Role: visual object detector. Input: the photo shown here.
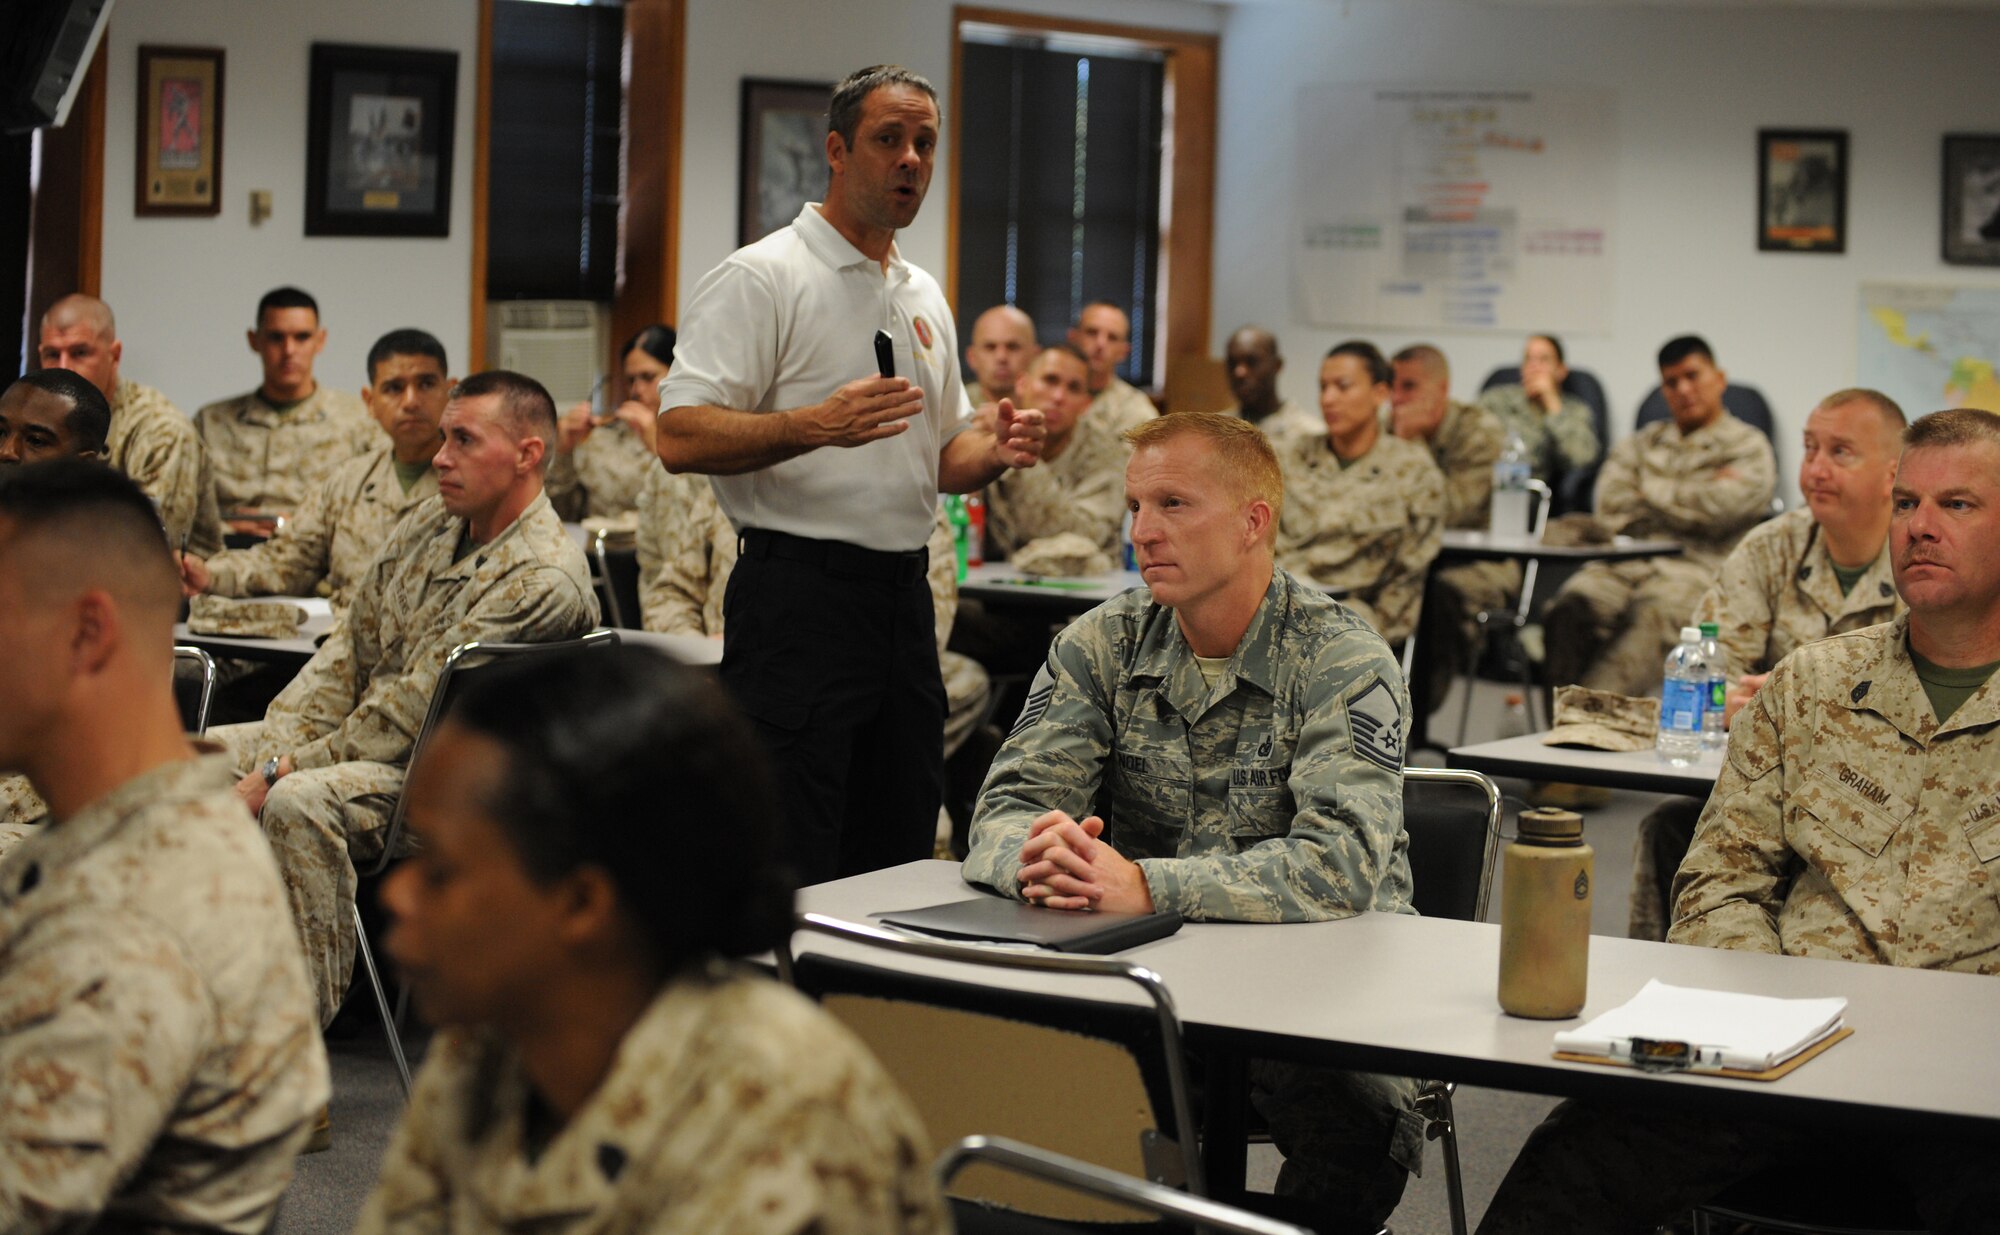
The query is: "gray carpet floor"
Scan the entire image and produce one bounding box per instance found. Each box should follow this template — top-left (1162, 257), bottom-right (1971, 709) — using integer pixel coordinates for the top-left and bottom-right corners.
top-left (274, 677), bottom-right (1693, 1235)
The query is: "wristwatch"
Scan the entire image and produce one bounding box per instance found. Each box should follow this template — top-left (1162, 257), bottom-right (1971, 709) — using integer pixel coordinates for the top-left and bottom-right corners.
top-left (262, 757), bottom-right (282, 787)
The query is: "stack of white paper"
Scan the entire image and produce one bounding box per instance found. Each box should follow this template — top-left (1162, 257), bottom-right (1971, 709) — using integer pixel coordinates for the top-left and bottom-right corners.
top-left (1554, 979), bottom-right (1847, 1072)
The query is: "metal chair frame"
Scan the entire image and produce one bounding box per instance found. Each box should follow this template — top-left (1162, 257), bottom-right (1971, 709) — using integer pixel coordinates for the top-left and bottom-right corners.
top-left (589, 530), bottom-right (643, 629)
top-left (350, 630), bottom-right (622, 1096)
top-left (171, 645), bottom-right (217, 736)
top-left (1455, 477), bottom-right (1554, 744)
top-left (782, 911), bottom-right (1205, 1198)
top-left (938, 1136), bottom-right (1310, 1235)
top-left (1401, 765), bottom-right (1503, 1235)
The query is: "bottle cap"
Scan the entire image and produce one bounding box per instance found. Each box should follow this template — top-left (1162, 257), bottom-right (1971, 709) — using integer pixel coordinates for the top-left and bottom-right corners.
top-left (1681, 626), bottom-right (1702, 643)
top-left (1518, 807), bottom-right (1584, 844)
top-left (1699, 621), bottom-right (1719, 637)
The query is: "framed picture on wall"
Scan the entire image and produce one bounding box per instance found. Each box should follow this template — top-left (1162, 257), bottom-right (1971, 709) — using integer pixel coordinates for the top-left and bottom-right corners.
top-left (136, 45), bottom-right (224, 216)
top-left (1757, 128), bottom-right (1847, 254)
top-left (739, 78), bottom-right (831, 246)
top-left (305, 43), bottom-right (458, 237)
top-left (1941, 134), bottom-right (2000, 266)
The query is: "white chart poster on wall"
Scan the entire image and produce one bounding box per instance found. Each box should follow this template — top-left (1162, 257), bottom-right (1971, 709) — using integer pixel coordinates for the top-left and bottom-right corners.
top-left (1295, 84), bottom-right (1616, 335)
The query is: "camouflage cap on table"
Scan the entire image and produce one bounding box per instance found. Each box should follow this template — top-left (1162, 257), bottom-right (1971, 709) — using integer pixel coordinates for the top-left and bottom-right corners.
top-left (186, 595), bottom-right (309, 639)
top-left (1541, 685), bottom-right (1659, 751)
top-left (1011, 531), bottom-right (1114, 578)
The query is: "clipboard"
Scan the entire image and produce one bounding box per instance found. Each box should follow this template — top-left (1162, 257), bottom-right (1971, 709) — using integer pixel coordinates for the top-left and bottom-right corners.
top-left (1554, 1025), bottom-right (1853, 1081)
top-left (874, 897), bottom-right (1182, 954)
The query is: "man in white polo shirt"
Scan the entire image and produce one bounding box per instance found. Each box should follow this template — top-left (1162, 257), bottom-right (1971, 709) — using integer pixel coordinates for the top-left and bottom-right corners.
top-left (658, 65), bottom-right (1045, 884)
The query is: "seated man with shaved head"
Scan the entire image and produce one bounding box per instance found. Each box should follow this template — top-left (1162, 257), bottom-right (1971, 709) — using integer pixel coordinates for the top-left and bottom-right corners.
top-left (0, 371), bottom-right (118, 836)
top-left (1221, 326), bottom-right (1320, 442)
top-left (208, 371), bottom-right (598, 1046)
top-left (0, 462), bottom-right (327, 1228)
top-left (963, 303), bottom-right (1038, 409)
top-left (36, 293), bottom-right (222, 553)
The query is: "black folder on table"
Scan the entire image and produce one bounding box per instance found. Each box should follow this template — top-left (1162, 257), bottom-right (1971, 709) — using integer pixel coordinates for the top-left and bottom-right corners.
top-left (874, 897), bottom-right (1182, 954)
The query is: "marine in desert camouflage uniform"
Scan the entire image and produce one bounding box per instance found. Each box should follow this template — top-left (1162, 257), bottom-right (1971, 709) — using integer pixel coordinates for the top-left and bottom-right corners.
top-left (35, 293), bottom-right (224, 554)
top-left (1475, 333), bottom-right (1600, 487)
top-left (962, 303), bottom-right (1037, 411)
top-left (985, 344), bottom-right (1143, 560)
top-left (0, 462), bottom-right (327, 1231)
top-left (1477, 409), bottom-right (2000, 1235)
top-left (194, 286), bottom-right (378, 522)
top-left (211, 373), bottom-right (597, 1025)
top-left (1068, 301), bottom-right (1157, 431)
top-left (965, 413), bottom-right (1423, 1235)
top-left (1273, 341), bottom-right (1445, 647)
top-left (181, 329), bottom-right (453, 611)
top-left (1219, 326), bottom-right (1322, 443)
top-left (1543, 336), bottom-right (1775, 697)
top-left (1629, 389), bottom-right (1907, 940)
top-left (358, 646), bottom-right (944, 1235)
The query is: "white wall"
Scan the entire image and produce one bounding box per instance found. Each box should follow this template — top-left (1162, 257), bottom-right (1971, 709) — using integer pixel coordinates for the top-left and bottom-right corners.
top-left (677, 0), bottom-right (1225, 311)
top-left (1214, 0), bottom-right (2000, 500)
top-left (98, 0), bottom-right (478, 413)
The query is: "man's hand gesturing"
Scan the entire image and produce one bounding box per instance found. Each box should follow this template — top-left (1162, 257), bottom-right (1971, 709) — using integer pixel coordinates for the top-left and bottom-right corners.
top-left (792, 377), bottom-right (926, 449)
top-left (991, 397), bottom-right (1046, 469)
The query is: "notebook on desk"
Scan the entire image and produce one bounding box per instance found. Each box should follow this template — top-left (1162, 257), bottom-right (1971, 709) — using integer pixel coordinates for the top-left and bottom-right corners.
top-left (874, 897), bottom-right (1182, 954)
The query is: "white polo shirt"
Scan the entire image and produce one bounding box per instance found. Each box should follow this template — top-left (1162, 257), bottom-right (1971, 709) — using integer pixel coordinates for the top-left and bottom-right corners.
top-left (660, 203), bottom-right (970, 553)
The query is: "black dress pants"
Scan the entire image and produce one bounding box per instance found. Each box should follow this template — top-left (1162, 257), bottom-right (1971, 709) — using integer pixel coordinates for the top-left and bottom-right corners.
top-left (721, 528), bottom-right (946, 886)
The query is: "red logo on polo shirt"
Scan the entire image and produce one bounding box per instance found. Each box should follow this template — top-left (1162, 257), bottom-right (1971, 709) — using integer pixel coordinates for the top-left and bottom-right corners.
top-left (913, 316), bottom-right (933, 350)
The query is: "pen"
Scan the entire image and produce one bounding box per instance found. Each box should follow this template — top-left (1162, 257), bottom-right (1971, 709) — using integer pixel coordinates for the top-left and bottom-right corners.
top-left (990, 578), bottom-right (1106, 592)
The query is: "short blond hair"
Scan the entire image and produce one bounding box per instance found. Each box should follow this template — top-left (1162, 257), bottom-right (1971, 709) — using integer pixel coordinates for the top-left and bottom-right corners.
top-left (1125, 412), bottom-right (1283, 539)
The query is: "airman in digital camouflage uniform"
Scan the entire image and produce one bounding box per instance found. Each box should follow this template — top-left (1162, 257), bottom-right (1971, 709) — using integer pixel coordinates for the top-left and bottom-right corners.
top-left (636, 468), bottom-right (990, 758)
top-left (210, 372), bottom-right (598, 1027)
top-left (195, 286), bottom-right (378, 528)
top-left (1274, 341), bottom-right (1445, 647)
top-left (964, 412), bottom-right (1423, 1235)
top-left (0, 462), bottom-right (327, 1230)
top-left (1219, 327), bottom-right (1322, 443)
top-left (1628, 389), bottom-right (1906, 939)
top-left (1477, 409), bottom-right (2000, 1235)
top-left (548, 324), bottom-right (675, 520)
top-left (178, 329), bottom-right (452, 611)
top-left (36, 293), bottom-right (224, 554)
top-left (1474, 333), bottom-right (1600, 488)
top-left (1390, 344), bottom-right (1513, 713)
top-left (358, 646), bottom-right (944, 1235)
top-left (1542, 335), bottom-right (1776, 696)
top-left (985, 344), bottom-right (1140, 560)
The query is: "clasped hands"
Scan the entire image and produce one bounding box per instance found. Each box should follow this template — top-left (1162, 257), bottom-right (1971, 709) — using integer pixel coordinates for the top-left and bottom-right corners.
top-left (1016, 810), bottom-right (1153, 914)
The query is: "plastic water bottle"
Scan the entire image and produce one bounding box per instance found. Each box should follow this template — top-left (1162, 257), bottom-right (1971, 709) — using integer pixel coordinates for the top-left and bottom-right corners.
top-left (1657, 626), bottom-right (1708, 766)
top-left (1489, 426), bottom-right (1532, 537)
top-left (1120, 507), bottom-right (1137, 571)
top-left (1698, 621), bottom-right (1727, 749)
top-left (943, 495), bottom-right (970, 583)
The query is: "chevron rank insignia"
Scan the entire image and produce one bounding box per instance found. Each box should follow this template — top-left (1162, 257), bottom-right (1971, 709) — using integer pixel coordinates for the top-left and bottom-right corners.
top-left (1345, 676), bottom-right (1404, 772)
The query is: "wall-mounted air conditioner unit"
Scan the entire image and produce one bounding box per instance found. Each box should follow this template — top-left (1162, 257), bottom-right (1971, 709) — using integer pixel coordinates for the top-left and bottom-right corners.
top-left (488, 300), bottom-right (607, 409)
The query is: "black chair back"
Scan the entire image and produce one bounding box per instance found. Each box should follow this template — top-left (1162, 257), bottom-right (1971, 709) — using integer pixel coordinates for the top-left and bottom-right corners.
top-left (1401, 767), bottom-right (1501, 923)
top-left (171, 645), bottom-right (217, 736)
top-left (591, 533), bottom-right (644, 629)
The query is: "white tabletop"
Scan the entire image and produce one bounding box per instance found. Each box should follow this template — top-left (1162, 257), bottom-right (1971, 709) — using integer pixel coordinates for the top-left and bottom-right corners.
top-left (795, 860), bottom-right (2000, 1133)
top-left (617, 628), bottom-right (723, 666)
top-left (1449, 732), bottom-right (1724, 796)
top-left (959, 562), bottom-right (1145, 611)
top-left (1438, 530), bottom-right (1685, 563)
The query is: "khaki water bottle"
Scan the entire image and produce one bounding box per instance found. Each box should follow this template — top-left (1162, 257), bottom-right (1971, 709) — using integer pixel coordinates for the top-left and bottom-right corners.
top-left (1498, 807), bottom-right (1592, 1018)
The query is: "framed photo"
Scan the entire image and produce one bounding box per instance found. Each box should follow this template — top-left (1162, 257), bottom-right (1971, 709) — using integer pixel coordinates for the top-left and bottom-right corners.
top-left (305, 43), bottom-right (458, 237)
top-left (136, 45), bottom-right (224, 216)
top-left (739, 78), bottom-right (830, 246)
top-left (1942, 134), bottom-right (2000, 266)
top-left (1757, 128), bottom-right (1847, 254)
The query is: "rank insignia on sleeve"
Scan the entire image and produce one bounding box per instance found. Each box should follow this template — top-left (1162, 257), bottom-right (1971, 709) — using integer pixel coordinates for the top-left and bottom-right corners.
top-left (1345, 676), bottom-right (1404, 772)
top-left (1010, 665), bottom-right (1056, 737)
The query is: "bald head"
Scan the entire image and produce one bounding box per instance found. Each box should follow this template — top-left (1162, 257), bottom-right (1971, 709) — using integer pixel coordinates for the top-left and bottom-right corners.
top-left (965, 304), bottom-right (1038, 403)
top-left (1225, 327), bottom-right (1283, 416)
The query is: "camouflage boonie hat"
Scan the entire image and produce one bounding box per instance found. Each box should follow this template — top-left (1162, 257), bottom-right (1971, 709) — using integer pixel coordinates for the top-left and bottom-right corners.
top-left (1011, 532), bottom-right (1113, 578)
top-left (186, 595), bottom-right (309, 639)
top-left (1542, 685), bottom-right (1658, 751)
top-left (1541, 512), bottom-right (1612, 547)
